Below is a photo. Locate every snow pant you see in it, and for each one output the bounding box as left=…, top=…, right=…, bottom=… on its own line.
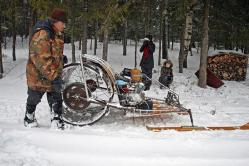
left=141, top=66, right=153, bottom=90
left=159, top=75, right=173, bottom=87
left=26, top=87, right=62, bottom=117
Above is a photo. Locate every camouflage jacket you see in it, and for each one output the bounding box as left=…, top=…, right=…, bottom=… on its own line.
left=26, top=19, right=64, bottom=92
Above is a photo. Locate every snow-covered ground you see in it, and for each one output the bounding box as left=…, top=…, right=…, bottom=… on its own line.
left=1, top=38, right=249, bottom=166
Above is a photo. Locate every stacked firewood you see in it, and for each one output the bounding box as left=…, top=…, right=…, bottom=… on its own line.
left=207, top=52, right=248, bottom=81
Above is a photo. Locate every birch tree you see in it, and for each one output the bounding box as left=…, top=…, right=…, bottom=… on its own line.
left=178, top=0, right=198, bottom=73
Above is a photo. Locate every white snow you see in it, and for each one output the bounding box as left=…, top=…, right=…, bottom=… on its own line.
left=0, top=37, right=249, bottom=166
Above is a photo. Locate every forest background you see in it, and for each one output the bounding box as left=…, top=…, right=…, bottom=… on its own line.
left=0, top=0, right=249, bottom=87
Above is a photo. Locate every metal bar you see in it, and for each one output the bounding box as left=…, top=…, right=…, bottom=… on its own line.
left=79, top=54, right=90, bottom=100
left=187, top=109, right=194, bottom=126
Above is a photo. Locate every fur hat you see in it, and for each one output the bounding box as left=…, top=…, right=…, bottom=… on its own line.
left=143, top=37, right=150, bottom=41
left=163, top=60, right=173, bottom=68
left=50, top=8, right=67, bottom=23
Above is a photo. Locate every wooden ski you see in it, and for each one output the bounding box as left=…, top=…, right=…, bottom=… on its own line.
left=146, top=122, right=249, bottom=132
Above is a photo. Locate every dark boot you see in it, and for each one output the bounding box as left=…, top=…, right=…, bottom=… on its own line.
left=144, top=80, right=151, bottom=91
left=144, top=86, right=150, bottom=91
left=24, top=104, right=38, bottom=128
left=51, top=116, right=64, bottom=129
left=50, top=102, right=64, bottom=129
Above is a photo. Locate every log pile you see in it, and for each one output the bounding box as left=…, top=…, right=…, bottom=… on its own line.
left=207, top=52, right=248, bottom=81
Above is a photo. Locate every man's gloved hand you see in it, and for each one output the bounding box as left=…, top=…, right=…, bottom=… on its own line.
left=52, top=77, right=62, bottom=93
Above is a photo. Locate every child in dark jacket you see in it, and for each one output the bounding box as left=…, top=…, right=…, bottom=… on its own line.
left=159, top=60, right=173, bottom=88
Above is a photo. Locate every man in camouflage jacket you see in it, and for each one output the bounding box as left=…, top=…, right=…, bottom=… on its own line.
left=24, top=8, right=67, bottom=129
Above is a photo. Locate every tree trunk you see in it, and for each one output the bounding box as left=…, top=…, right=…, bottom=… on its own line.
left=183, top=6, right=194, bottom=68
left=244, top=46, right=249, bottom=54
left=0, top=14, right=3, bottom=78
left=134, top=34, right=138, bottom=68
left=94, top=20, right=98, bottom=55
left=81, top=18, right=87, bottom=54
left=4, top=33, right=7, bottom=49
left=101, top=3, right=119, bottom=61
left=102, top=28, right=109, bottom=61
left=90, top=36, right=92, bottom=50
left=21, top=0, right=27, bottom=45
left=11, top=0, right=16, bottom=61
left=179, top=0, right=197, bottom=71
left=143, top=0, right=149, bottom=36
left=189, top=41, right=193, bottom=56
left=29, top=9, right=37, bottom=41
left=162, top=0, right=168, bottom=60
left=122, top=19, right=127, bottom=56
left=167, top=23, right=170, bottom=49
left=2, top=15, right=7, bottom=49
left=162, top=17, right=167, bottom=59
left=178, top=29, right=185, bottom=73
left=79, top=37, right=81, bottom=50
left=71, top=17, right=76, bottom=63
left=0, top=43, right=2, bottom=79
left=69, top=0, right=76, bottom=62
left=198, top=0, right=210, bottom=88
left=81, top=0, right=88, bottom=54
left=24, top=2, right=29, bottom=38
left=158, top=1, right=162, bottom=65
left=171, top=31, right=174, bottom=50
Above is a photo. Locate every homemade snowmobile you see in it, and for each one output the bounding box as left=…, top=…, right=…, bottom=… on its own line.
left=61, top=54, right=249, bottom=131
left=61, top=54, right=193, bottom=126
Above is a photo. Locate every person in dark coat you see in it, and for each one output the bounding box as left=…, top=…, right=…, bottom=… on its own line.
left=139, top=34, right=155, bottom=90
left=24, top=8, right=67, bottom=129
left=159, top=60, right=173, bottom=88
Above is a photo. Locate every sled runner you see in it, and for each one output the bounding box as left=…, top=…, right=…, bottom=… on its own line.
left=146, top=122, right=249, bottom=132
